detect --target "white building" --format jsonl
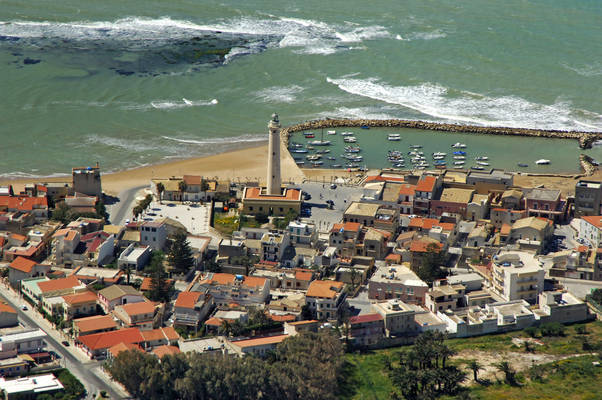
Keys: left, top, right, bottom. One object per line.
{"left": 140, "top": 221, "right": 167, "bottom": 250}
{"left": 260, "top": 230, "right": 290, "bottom": 262}
{"left": 118, "top": 244, "right": 152, "bottom": 271}
{"left": 0, "top": 374, "right": 64, "bottom": 398}
{"left": 579, "top": 216, "right": 602, "bottom": 247}
{"left": 491, "top": 251, "right": 545, "bottom": 303}
{"left": 287, "top": 220, "right": 317, "bottom": 247}
{"left": 305, "top": 280, "right": 346, "bottom": 320}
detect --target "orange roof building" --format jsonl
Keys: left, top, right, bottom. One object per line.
{"left": 79, "top": 327, "right": 144, "bottom": 358}
{"left": 37, "top": 275, "right": 84, "bottom": 295}
{"left": 193, "top": 272, "right": 270, "bottom": 307}
{"left": 152, "top": 345, "right": 181, "bottom": 358}
{"left": 9, "top": 256, "right": 37, "bottom": 274}
{"left": 73, "top": 315, "right": 117, "bottom": 337}
{"left": 241, "top": 187, "right": 302, "bottom": 217}
{"left": 229, "top": 334, "right": 289, "bottom": 356}
{"left": 108, "top": 342, "right": 142, "bottom": 359}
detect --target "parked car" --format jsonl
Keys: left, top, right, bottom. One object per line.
{"left": 61, "top": 340, "right": 70, "bottom": 347}
{"left": 21, "top": 305, "right": 28, "bottom": 311}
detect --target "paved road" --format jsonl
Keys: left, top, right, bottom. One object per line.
{"left": 109, "top": 185, "right": 147, "bottom": 225}
{"left": 0, "top": 291, "right": 126, "bottom": 399}
{"left": 555, "top": 277, "right": 602, "bottom": 300}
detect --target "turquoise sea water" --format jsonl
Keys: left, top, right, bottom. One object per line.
{"left": 1, "top": 0, "right": 601, "bottom": 176}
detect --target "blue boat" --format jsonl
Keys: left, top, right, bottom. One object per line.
{"left": 453, "top": 151, "right": 466, "bottom": 155}
{"left": 361, "top": 125, "right": 370, "bottom": 129}
{"left": 434, "top": 160, "right": 447, "bottom": 165}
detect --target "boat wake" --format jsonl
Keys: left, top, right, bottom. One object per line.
{"left": 326, "top": 76, "right": 602, "bottom": 132}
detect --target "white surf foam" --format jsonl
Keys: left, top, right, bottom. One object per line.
{"left": 0, "top": 15, "right": 390, "bottom": 56}
{"left": 318, "top": 106, "right": 398, "bottom": 120}
{"left": 561, "top": 62, "right": 602, "bottom": 77}
{"left": 253, "top": 85, "right": 305, "bottom": 103}
{"left": 327, "top": 76, "right": 602, "bottom": 131}
{"left": 406, "top": 30, "right": 447, "bottom": 41}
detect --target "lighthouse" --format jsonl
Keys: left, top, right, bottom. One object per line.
{"left": 267, "top": 113, "right": 282, "bottom": 195}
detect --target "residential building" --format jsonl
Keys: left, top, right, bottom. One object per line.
{"left": 362, "top": 228, "right": 391, "bottom": 260}
{"left": 579, "top": 216, "right": 602, "bottom": 247}
{"left": 343, "top": 202, "right": 381, "bottom": 227}
{"left": 7, "top": 256, "right": 50, "bottom": 286}
{"left": 409, "top": 238, "right": 443, "bottom": 272}
{"left": 173, "top": 291, "right": 213, "bottom": 327}
{"left": 491, "top": 251, "right": 545, "bottom": 303}
{"left": 490, "top": 208, "right": 527, "bottom": 229}
{"left": 0, "top": 302, "right": 17, "bottom": 328}
{"left": 97, "top": 285, "right": 146, "bottom": 313}
{"left": 140, "top": 327, "right": 180, "bottom": 349}
{"left": 398, "top": 184, "right": 416, "bottom": 214}
{"left": 348, "top": 314, "right": 384, "bottom": 346}
{"left": 228, "top": 334, "right": 289, "bottom": 357}
{"left": 0, "top": 329, "right": 47, "bottom": 356}
{"left": 118, "top": 244, "right": 151, "bottom": 271}
{"left": 78, "top": 327, "right": 144, "bottom": 359}
{"left": 193, "top": 273, "right": 270, "bottom": 307}
{"left": 73, "top": 315, "right": 117, "bottom": 337}
{"left": 372, "top": 299, "right": 417, "bottom": 336}
{"left": 413, "top": 175, "right": 440, "bottom": 215}
{"left": 287, "top": 220, "right": 317, "bottom": 247}
{"left": 509, "top": 216, "right": 553, "bottom": 251}
{"left": 425, "top": 283, "right": 466, "bottom": 313}
{"left": 575, "top": 180, "right": 602, "bottom": 217}
{"left": 466, "top": 193, "right": 490, "bottom": 221}
{"left": 62, "top": 290, "right": 98, "bottom": 321}
{"left": 524, "top": 188, "right": 567, "bottom": 222}
{"left": 430, "top": 188, "right": 475, "bottom": 218}
{"left": 368, "top": 264, "right": 428, "bottom": 303}
{"left": 329, "top": 222, "right": 362, "bottom": 258}
{"left": 466, "top": 169, "right": 513, "bottom": 187}
{"left": 139, "top": 221, "right": 167, "bottom": 250}
{"left": 0, "top": 374, "right": 64, "bottom": 397}
{"left": 260, "top": 230, "right": 290, "bottom": 262}
{"left": 305, "top": 280, "right": 346, "bottom": 320}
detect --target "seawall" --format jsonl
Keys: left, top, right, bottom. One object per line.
{"left": 280, "top": 118, "right": 601, "bottom": 149}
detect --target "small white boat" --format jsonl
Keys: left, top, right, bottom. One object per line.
{"left": 454, "top": 161, "right": 465, "bottom": 165}
{"left": 388, "top": 136, "right": 401, "bottom": 141}
{"left": 309, "top": 140, "right": 331, "bottom": 146}
{"left": 306, "top": 154, "right": 322, "bottom": 161}
{"left": 476, "top": 161, "right": 490, "bottom": 166}
{"left": 433, "top": 155, "right": 445, "bottom": 160}
{"left": 344, "top": 137, "right": 357, "bottom": 143}
{"left": 311, "top": 161, "right": 323, "bottom": 166}
{"left": 341, "top": 131, "right": 354, "bottom": 136}
{"left": 453, "top": 156, "right": 466, "bottom": 160}
{"left": 475, "top": 156, "right": 489, "bottom": 161}
{"left": 535, "top": 159, "right": 550, "bottom": 165}
{"left": 327, "top": 156, "right": 336, "bottom": 160}
{"left": 452, "top": 142, "right": 467, "bottom": 148}
{"left": 433, "top": 152, "right": 447, "bottom": 157}
{"left": 471, "top": 165, "right": 484, "bottom": 170}
{"left": 327, "top": 130, "right": 336, "bottom": 135}
{"left": 409, "top": 145, "right": 422, "bottom": 149}
{"left": 332, "top": 164, "right": 342, "bottom": 168}
{"left": 295, "top": 160, "right": 305, "bottom": 165}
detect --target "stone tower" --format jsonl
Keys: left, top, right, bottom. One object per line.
{"left": 267, "top": 113, "right": 282, "bottom": 195}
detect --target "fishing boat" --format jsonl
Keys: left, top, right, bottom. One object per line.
{"left": 345, "top": 146, "right": 361, "bottom": 153}
{"left": 310, "top": 139, "right": 331, "bottom": 146}
{"left": 453, "top": 161, "right": 465, "bottom": 166}
{"left": 327, "top": 130, "right": 336, "bottom": 135}
{"left": 311, "top": 161, "right": 323, "bottom": 166}
{"left": 452, "top": 142, "right": 467, "bottom": 148}
{"left": 434, "top": 160, "right": 447, "bottom": 166}
{"left": 291, "top": 149, "right": 308, "bottom": 153}
{"left": 361, "top": 125, "right": 370, "bottom": 129}
{"left": 344, "top": 137, "right": 357, "bottom": 143}
{"left": 409, "top": 145, "right": 422, "bottom": 149}
{"left": 315, "top": 149, "right": 330, "bottom": 154}
{"left": 332, "top": 164, "right": 342, "bottom": 168}
{"left": 306, "top": 146, "right": 315, "bottom": 150}
{"left": 518, "top": 163, "right": 529, "bottom": 167}
{"left": 433, "top": 155, "right": 446, "bottom": 160}
{"left": 433, "top": 152, "right": 447, "bottom": 157}
{"left": 453, "top": 156, "right": 466, "bottom": 160}
{"left": 476, "top": 161, "right": 489, "bottom": 166}
{"left": 295, "top": 161, "right": 305, "bottom": 165}
{"left": 346, "top": 163, "right": 360, "bottom": 168}
{"left": 535, "top": 159, "right": 550, "bottom": 165}
{"left": 327, "top": 156, "right": 336, "bottom": 160}
{"left": 341, "top": 131, "right": 354, "bottom": 136}
{"left": 306, "top": 154, "right": 322, "bottom": 161}
{"left": 471, "top": 166, "right": 485, "bottom": 170}
{"left": 304, "top": 133, "right": 315, "bottom": 138}
{"left": 453, "top": 151, "right": 466, "bottom": 156}
{"left": 289, "top": 142, "right": 303, "bottom": 148}
{"left": 388, "top": 134, "right": 401, "bottom": 141}
{"left": 475, "top": 156, "right": 489, "bottom": 161}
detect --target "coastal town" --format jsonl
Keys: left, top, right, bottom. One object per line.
{"left": 1, "top": 114, "right": 602, "bottom": 399}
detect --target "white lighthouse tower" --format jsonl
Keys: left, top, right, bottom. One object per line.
{"left": 267, "top": 113, "right": 282, "bottom": 195}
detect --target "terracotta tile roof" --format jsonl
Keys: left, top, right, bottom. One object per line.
{"left": 141, "top": 328, "right": 165, "bottom": 342}
{"left": 306, "top": 280, "right": 344, "bottom": 299}
{"left": 500, "top": 223, "right": 512, "bottom": 236}
{"left": 79, "top": 327, "right": 144, "bottom": 351}
{"left": 415, "top": 176, "right": 437, "bottom": 192}
{"left": 350, "top": 313, "right": 383, "bottom": 324}
{"left": 330, "top": 222, "right": 362, "bottom": 233}
{"left": 578, "top": 245, "right": 589, "bottom": 253}
{"left": 288, "top": 320, "right": 318, "bottom": 326}
{"left": 0, "top": 302, "right": 16, "bottom": 314}
{"left": 205, "top": 316, "right": 223, "bottom": 327}
{"left": 10, "top": 234, "right": 27, "bottom": 242}
{"left": 295, "top": 270, "right": 313, "bottom": 281}
{"left": 241, "top": 276, "right": 268, "bottom": 288}
{"left": 231, "top": 334, "right": 289, "bottom": 349}
{"left": 9, "top": 256, "right": 37, "bottom": 273}
{"left": 118, "top": 301, "right": 156, "bottom": 316}
{"left": 183, "top": 175, "right": 202, "bottom": 185}
{"left": 62, "top": 291, "right": 97, "bottom": 306}
{"left": 161, "top": 326, "right": 180, "bottom": 341}
{"left": 37, "top": 276, "right": 82, "bottom": 294}
{"left": 408, "top": 217, "right": 439, "bottom": 230}
{"left": 108, "top": 342, "right": 142, "bottom": 357}
{"left": 398, "top": 184, "right": 416, "bottom": 196}
{"left": 243, "top": 187, "right": 302, "bottom": 201}
{"left": 270, "top": 314, "right": 296, "bottom": 322}
{"left": 437, "top": 222, "right": 456, "bottom": 231}
{"left": 410, "top": 240, "right": 443, "bottom": 253}
{"left": 0, "top": 196, "right": 47, "bottom": 211}
{"left": 582, "top": 216, "right": 602, "bottom": 229}
{"left": 200, "top": 273, "right": 267, "bottom": 289}
{"left": 175, "top": 291, "right": 202, "bottom": 309}
{"left": 74, "top": 315, "right": 117, "bottom": 333}
{"left": 385, "top": 253, "right": 402, "bottom": 263}
{"left": 140, "top": 277, "right": 174, "bottom": 292}
{"left": 365, "top": 175, "right": 405, "bottom": 183}
{"left": 152, "top": 345, "right": 181, "bottom": 358}
{"left": 52, "top": 228, "right": 71, "bottom": 238}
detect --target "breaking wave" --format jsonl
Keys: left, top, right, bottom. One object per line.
{"left": 326, "top": 77, "right": 602, "bottom": 131}
{"left": 253, "top": 85, "right": 305, "bottom": 103}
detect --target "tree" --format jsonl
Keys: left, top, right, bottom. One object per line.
{"left": 133, "top": 205, "right": 143, "bottom": 220}
{"left": 156, "top": 182, "right": 165, "bottom": 204}
{"left": 467, "top": 359, "right": 482, "bottom": 382}
{"left": 495, "top": 360, "right": 517, "bottom": 385}
{"left": 418, "top": 243, "right": 446, "bottom": 286}
{"left": 149, "top": 259, "right": 170, "bottom": 303}
{"left": 95, "top": 200, "right": 107, "bottom": 220}
{"left": 106, "top": 349, "right": 160, "bottom": 399}
{"left": 178, "top": 181, "right": 187, "bottom": 201}
{"left": 255, "top": 213, "right": 269, "bottom": 224}
{"left": 168, "top": 232, "right": 194, "bottom": 274}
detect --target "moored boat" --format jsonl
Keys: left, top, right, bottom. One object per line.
{"left": 452, "top": 142, "right": 467, "bottom": 148}
{"left": 471, "top": 165, "right": 484, "bottom": 170}
{"left": 518, "top": 163, "right": 529, "bottom": 167}
{"left": 535, "top": 159, "right": 550, "bottom": 165}
{"left": 309, "top": 140, "right": 331, "bottom": 146}
{"left": 476, "top": 161, "right": 489, "bottom": 166}
{"left": 344, "top": 137, "right": 357, "bottom": 143}
{"left": 475, "top": 156, "right": 489, "bottom": 161}
{"left": 453, "top": 161, "right": 465, "bottom": 165}
{"left": 327, "top": 130, "right": 336, "bottom": 135}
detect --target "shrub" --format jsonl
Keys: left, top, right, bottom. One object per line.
{"left": 540, "top": 322, "right": 565, "bottom": 337}
{"left": 524, "top": 326, "right": 539, "bottom": 338}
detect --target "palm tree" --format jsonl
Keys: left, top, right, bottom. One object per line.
{"left": 178, "top": 181, "right": 187, "bottom": 202}
{"left": 156, "top": 182, "right": 165, "bottom": 204}
{"left": 467, "top": 359, "right": 482, "bottom": 382}
{"left": 133, "top": 205, "right": 143, "bottom": 221}
{"left": 495, "top": 361, "right": 516, "bottom": 385}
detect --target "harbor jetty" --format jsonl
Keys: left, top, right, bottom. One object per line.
{"left": 280, "top": 118, "right": 601, "bottom": 149}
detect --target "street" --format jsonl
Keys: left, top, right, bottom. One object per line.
{"left": 0, "top": 288, "right": 128, "bottom": 399}
{"left": 108, "top": 184, "right": 147, "bottom": 225}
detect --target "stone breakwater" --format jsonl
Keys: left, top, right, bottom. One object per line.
{"left": 580, "top": 154, "right": 598, "bottom": 176}
{"left": 280, "top": 118, "right": 601, "bottom": 149}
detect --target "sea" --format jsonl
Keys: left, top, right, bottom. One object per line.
{"left": 1, "top": 0, "right": 601, "bottom": 177}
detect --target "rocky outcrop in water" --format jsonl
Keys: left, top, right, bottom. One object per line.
{"left": 580, "top": 154, "right": 597, "bottom": 176}
{"left": 280, "top": 118, "right": 601, "bottom": 149}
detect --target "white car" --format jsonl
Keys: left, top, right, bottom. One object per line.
{"left": 21, "top": 305, "right": 28, "bottom": 311}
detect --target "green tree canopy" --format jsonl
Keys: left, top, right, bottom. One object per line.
{"left": 168, "top": 231, "right": 194, "bottom": 274}
{"left": 417, "top": 242, "right": 446, "bottom": 286}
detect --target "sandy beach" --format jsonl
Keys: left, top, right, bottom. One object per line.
{"left": 0, "top": 142, "right": 306, "bottom": 196}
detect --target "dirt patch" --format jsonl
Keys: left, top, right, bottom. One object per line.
{"left": 454, "top": 349, "right": 584, "bottom": 383}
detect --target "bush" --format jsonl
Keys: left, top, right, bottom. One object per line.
{"left": 524, "top": 326, "right": 539, "bottom": 338}
{"left": 540, "top": 322, "right": 566, "bottom": 337}
{"left": 575, "top": 325, "right": 588, "bottom": 335}
{"left": 255, "top": 213, "right": 269, "bottom": 224}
